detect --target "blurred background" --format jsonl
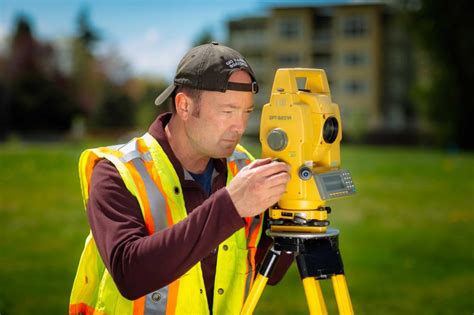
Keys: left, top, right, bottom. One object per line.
{"left": 0, "top": 0, "right": 473, "bottom": 314}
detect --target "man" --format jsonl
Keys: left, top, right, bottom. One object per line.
{"left": 70, "top": 42, "right": 292, "bottom": 315}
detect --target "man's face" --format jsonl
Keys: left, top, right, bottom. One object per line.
{"left": 184, "top": 71, "right": 254, "bottom": 158}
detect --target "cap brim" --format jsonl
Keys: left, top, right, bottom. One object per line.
{"left": 155, "top": 84, "right": 177, "bottom": 106}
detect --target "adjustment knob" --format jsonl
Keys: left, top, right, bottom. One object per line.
{"left": 298, "top": 166, "right": 313, "bottom": 180}
{"left": 267, "top": 128, "right": 288, "bottom": 151}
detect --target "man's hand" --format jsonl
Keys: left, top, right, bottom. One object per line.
{"left": 226, "top": 158, "right": 291, "bottom": 218}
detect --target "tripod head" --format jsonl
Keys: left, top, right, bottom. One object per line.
{"left": 260, "top": 68, "right": 356, "bottom": 233}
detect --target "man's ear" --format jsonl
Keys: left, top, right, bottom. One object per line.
{"left": 175, "top": 93, "right": 190, "bottom": 120}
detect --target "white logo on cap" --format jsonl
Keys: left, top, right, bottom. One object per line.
{"left": 226, "top": 58, "right": 248, "bottom": 69}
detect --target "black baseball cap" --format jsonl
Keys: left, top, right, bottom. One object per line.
{"left": 155, "top": 42, "right": 259, "bottom": 106}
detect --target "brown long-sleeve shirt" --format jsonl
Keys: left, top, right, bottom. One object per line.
{"left": 86, "top": 112, "right": 292, "bottom": 306}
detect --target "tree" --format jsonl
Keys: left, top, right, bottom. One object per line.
{"left": 72, "top": 8, "right": 138, "bottom": 132}
{"left": 71, "top": 7, "right": 104, "bottom": 117}
{"left": 77, "top": 7, "right": 100, "bottom": 49}
{"left": 4, "top": 14, "right": 77, "bottom": 135}
{"left": 408, "top": 0, "right": 474, "bottom": 149}
{"left": 125, "top": 77, "right": 169, "bottom": 130}
{"left": 192, "top": 28, "right": 215, "bottom": 47}
{"left": 91, "top": 83, "right": 135, "bottom": 130}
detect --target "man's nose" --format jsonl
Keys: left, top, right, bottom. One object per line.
{"left": 232, "top": 114, "right": 247, "bottom": 135}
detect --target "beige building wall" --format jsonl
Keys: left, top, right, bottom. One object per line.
{"left": 332, "top": 5, "right": 383, "bottom": 137}
{"left": 267, "top": 8, "right": 314, "bottom": 74}
{"left": 227, "top": 3, "right": 415, "bottom": 138}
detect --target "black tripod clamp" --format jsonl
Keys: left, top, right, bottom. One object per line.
{"left": 258, "top": 229, "right": 346, "bottom": 281}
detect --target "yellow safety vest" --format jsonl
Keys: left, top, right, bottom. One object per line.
{"left": 69, "top": 133, "right": 264, "bottom": 315}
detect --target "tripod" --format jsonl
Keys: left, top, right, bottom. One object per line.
{"left": 241, "top": 229, "right": 354, "bottom": 315}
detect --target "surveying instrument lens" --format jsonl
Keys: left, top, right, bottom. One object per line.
{"left": 241, "top": 69, "right": 356, "bottom": 315}
{"left": 323, "top": 117, "right": 339, "bottom": 144}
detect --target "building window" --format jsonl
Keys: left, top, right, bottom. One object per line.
{"left": 344, "top": 80, "right": 368, "bottom": 94}
{"left": 343, "top": 52, "right": 368, "bottom": 66}
{"left": 278, "top": 54, "right": 300, "bottom": 66}
{"left": 279, "top": 17, "right": 300, "bottom": 39}
{"left": 231, "top": 29, "right": 266, "bottom": 49}
{"left": 312, "top": 53, "right": 332, "bottom": 74}
{"left": 312, "top": 14, "right": 332, "bottom": 42}
{"left": 343, "top": 15, "right": 368, "bottom": 37}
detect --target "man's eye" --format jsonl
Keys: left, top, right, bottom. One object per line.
{"left": 223, "top": 111, "right": 232, "bottom": 114}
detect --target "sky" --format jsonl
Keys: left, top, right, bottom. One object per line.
{"left": 0, "top": 0, "right": 351, "bottom": 79}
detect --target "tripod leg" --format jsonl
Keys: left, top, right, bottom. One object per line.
{"left": 241, "top": 273, "right": 269, "bottom": 315}
{"left": 302, "top": 277, "right": 328, "bottom": 315}
{"left": 331, "top": 274, "right": 354, "bottom": 315}
{"left": 296, "top": 253, "right": 328, "bottom": 315}
{"left": 241, "top": 246, "right": 281, "bottom": 315}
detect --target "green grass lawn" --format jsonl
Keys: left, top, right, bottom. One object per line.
{"left": 1, "top": 138, "right": 473, "bottom": 314}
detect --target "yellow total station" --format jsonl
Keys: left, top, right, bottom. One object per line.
{"left": 260, "top": 68, "right": 355, "bottom": 233}
{"left": 241, "top": 69, "right": 356, "bottom": 315}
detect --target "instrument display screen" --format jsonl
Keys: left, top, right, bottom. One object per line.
{"left": 321, "top": 174, "right": 346, "bottom": 191}
{"left": 314, "top": 169, "right": 356, "bottom": 200}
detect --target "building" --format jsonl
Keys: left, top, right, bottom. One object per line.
{"left": 228, "top": 2, "right": 418, "bottom": 141}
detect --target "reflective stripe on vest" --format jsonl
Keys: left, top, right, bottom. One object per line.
{"left": 224, "top": 144, "right": 263, "bottom": 302}
{"left": 119, "top": 139, "right": 168, "bottom": 233}
{"left": 70, "top": 133, "right": 263, "bottom": 315}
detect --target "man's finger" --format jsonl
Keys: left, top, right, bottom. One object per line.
{"left": 266, "top": 172, "right": 291, "bottom": 188}
{"left": 246, "top": 158, "right": 272, "bottom": 169}
{"left": 253, "top": 161, "right": 290, "bottom": 177}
